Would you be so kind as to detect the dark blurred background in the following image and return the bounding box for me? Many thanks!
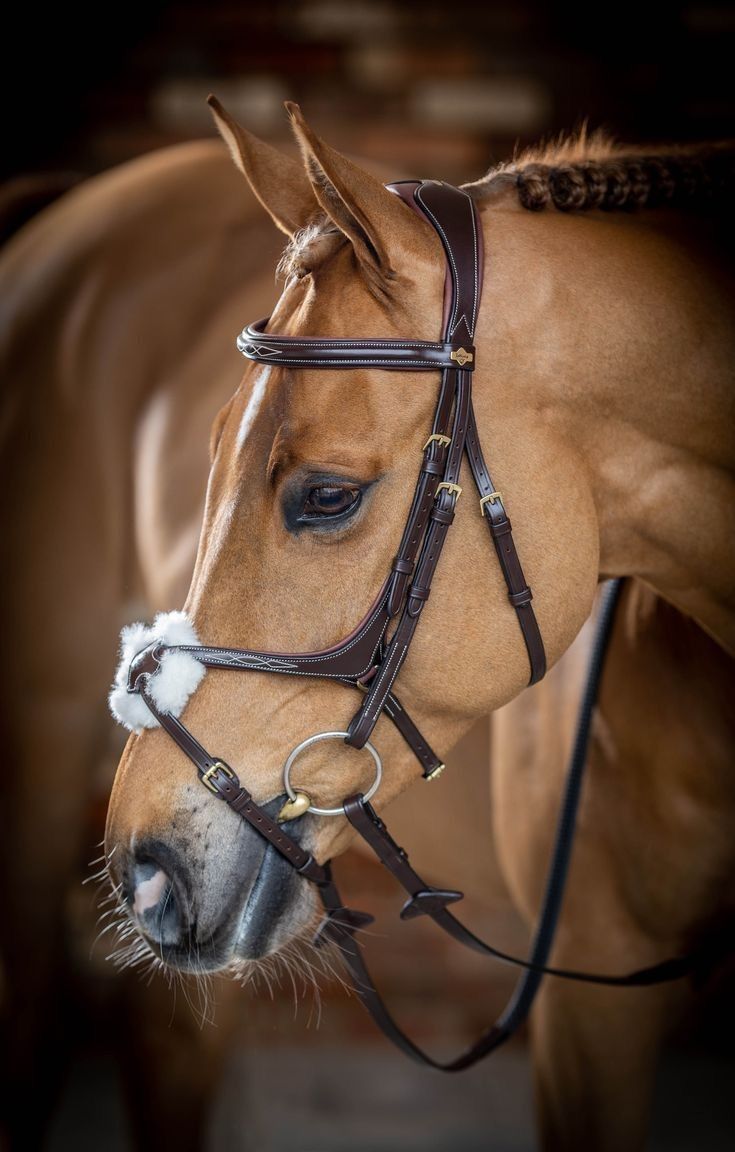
[2,4,734,1149]
[4,0,735,186]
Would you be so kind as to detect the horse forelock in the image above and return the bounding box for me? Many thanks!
[277,217,345,283]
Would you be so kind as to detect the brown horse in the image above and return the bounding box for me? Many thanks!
[104,102,735,1148]
[1,134,490,1148]
[0,139,284,1147]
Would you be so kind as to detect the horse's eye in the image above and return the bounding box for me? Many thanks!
[299,485,361,521]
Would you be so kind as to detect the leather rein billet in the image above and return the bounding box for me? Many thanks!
[123,180,705,1072]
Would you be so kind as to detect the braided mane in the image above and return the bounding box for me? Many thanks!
[467,128,735,213]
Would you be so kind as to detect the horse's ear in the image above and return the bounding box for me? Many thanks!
[285,102,430,283]
[208,96,317,237]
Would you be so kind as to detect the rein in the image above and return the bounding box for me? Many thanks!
[122,180,706,1071]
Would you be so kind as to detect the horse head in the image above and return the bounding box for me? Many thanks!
[104,101,599,976]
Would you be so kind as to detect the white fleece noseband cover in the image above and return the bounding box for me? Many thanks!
[109,611,206,733]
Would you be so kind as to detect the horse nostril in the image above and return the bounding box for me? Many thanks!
[130,854,189,950]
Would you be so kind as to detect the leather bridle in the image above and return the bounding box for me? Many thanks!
[123,180,709,1071]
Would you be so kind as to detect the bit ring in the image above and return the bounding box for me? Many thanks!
[283,731,382,817]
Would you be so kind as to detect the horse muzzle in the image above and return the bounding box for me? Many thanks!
[112,796,315,972]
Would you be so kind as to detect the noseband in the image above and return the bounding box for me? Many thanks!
[122,181,704,1071]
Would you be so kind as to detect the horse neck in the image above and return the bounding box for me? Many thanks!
[476,198,735,654]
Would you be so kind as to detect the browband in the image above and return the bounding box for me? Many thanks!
[237,318,475,372]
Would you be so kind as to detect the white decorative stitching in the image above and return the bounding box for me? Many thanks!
[242,359,449,367]
[180,601,384,663]
[468,196,479,337]
[239,328,447,349]
[174,602,391,681]
[416,184,461,336]
[369,644,408,723]
[416,184,478,340]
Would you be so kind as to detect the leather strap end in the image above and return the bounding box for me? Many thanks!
[388,561,414,617]
[387,573,408,618]
[382,690,445,779]
[296,854,331,886]
[407,595,428,618]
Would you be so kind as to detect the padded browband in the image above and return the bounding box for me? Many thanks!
[238,319,474,372]
[238,179,480,372]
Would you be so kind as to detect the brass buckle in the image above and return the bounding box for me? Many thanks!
[426,763,446,781]
[201,761,235,793]
[479,491,503,511]
[436,482,462,500]
[422,433,451,451]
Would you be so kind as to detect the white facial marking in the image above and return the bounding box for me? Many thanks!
[133,868,168,917]
[237,366,270,452]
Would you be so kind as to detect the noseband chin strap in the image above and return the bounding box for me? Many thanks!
[121,181,705,1072]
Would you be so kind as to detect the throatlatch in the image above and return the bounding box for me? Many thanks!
[114,181,701,1073]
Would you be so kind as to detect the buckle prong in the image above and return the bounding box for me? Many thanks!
[201,761,235,793]
[436,482,462,500]
[422,433,451,451]
[479,491,503,511]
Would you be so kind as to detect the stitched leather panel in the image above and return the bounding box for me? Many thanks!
[238,319,474,372]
